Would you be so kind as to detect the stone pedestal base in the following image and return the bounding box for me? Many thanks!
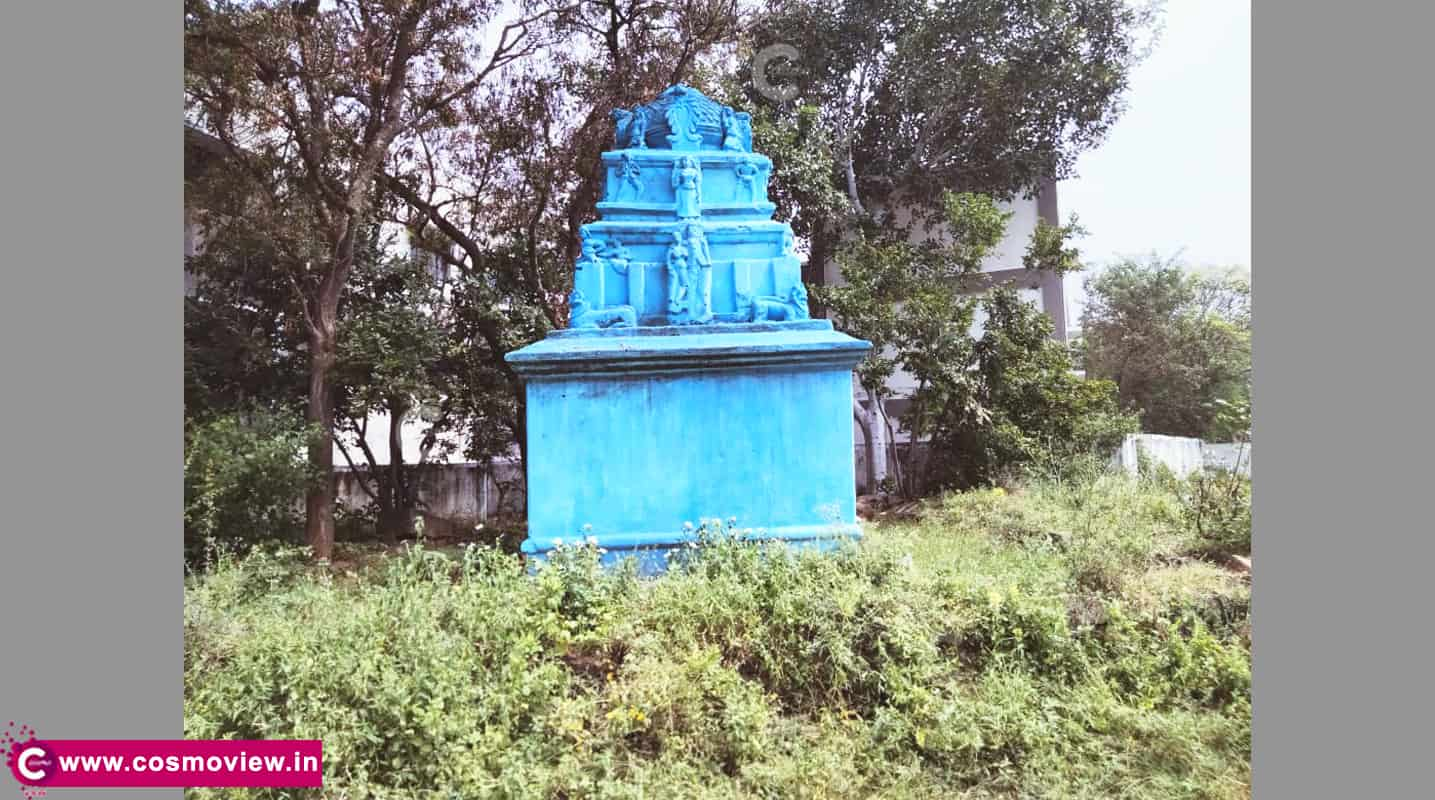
[506,320,871,573]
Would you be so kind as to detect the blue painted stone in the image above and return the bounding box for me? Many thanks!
[506,86,872,572]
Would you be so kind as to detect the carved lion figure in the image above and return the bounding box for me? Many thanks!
[569,289,637,329]
[738,283,811,322]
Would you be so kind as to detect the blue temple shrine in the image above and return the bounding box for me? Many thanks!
[506,85,872,572]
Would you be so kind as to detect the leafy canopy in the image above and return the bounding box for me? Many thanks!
[746,0,1161,204]
[1079,257,1251,440]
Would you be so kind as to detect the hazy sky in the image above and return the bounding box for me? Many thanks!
[1059,0,1251,273]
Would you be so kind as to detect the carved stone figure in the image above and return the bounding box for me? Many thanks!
[627,108,648,149]
[788,282,810,318]
[672,156,702,219]
[663,226,713,325]
[616,153,643,200]
[734,156,760,203]
[684,224,713,323]
[739,283,810,322]
[605,240,632,275]
[666,230,692,319]
[663,87,705,150]
[721,106,745,152]
[736,111,754,152]
[610,108,633,148]
[577,228,607,272]
[569,289,636,329]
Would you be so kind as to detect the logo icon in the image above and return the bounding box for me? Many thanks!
[751,44,802,103]
[3,723,50,798]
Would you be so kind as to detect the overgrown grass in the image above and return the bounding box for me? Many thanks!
[185,472,1251,799]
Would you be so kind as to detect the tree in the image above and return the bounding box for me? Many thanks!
[745,0,1161,210]
[183,230,309,423]
[185,0,540,560]
[1079,256,1252,439]
[380,1,744,475]
[331,250,459,543]
[928,287,1136,490]
[738,0,1155,475]
[818,192,1119,495]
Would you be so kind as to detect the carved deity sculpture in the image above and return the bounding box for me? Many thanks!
[734,156,760,204]
[569,288,636,329]
[721,107,746,152]
[737,112,754,152]
[605,241,632,276]
[788,282,810,318]
[672,156,702,220]
[684,224,714,323]
[627,108,648,149]
[663,226,714,325]
[616,153,643,200]
[666,230,692,319]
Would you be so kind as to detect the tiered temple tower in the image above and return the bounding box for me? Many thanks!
[506,85,871,572]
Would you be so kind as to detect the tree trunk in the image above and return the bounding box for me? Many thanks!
[805,218,831,317]
[854,396,875,493]
[865,385,889,486]
[304,235,355,563]
[376,397,417,544]
[880,404,903,497]
[305,337,337,561]
[377,506,416,544]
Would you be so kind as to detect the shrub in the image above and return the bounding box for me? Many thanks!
[183,408,320,559]
[1175,468,1253,558]
[923,288,1139,492]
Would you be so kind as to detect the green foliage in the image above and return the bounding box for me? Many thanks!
[1024,217,1089,275]
[182,188,310,423]
[1168,468,1253,559]
[816,191,1003,409]
[331,253,469,540]
[745,0,1161,204]
[1080,257,1252,439]
[927,288,1138,491]
[743,102,851,241]
[1207,396,1252,445]
[187,475,1250,799]
[183,408,321,558]
[335,255,451,423]
[820,192,1135,494]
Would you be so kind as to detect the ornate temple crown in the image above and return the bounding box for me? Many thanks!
[611,84,752,153]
